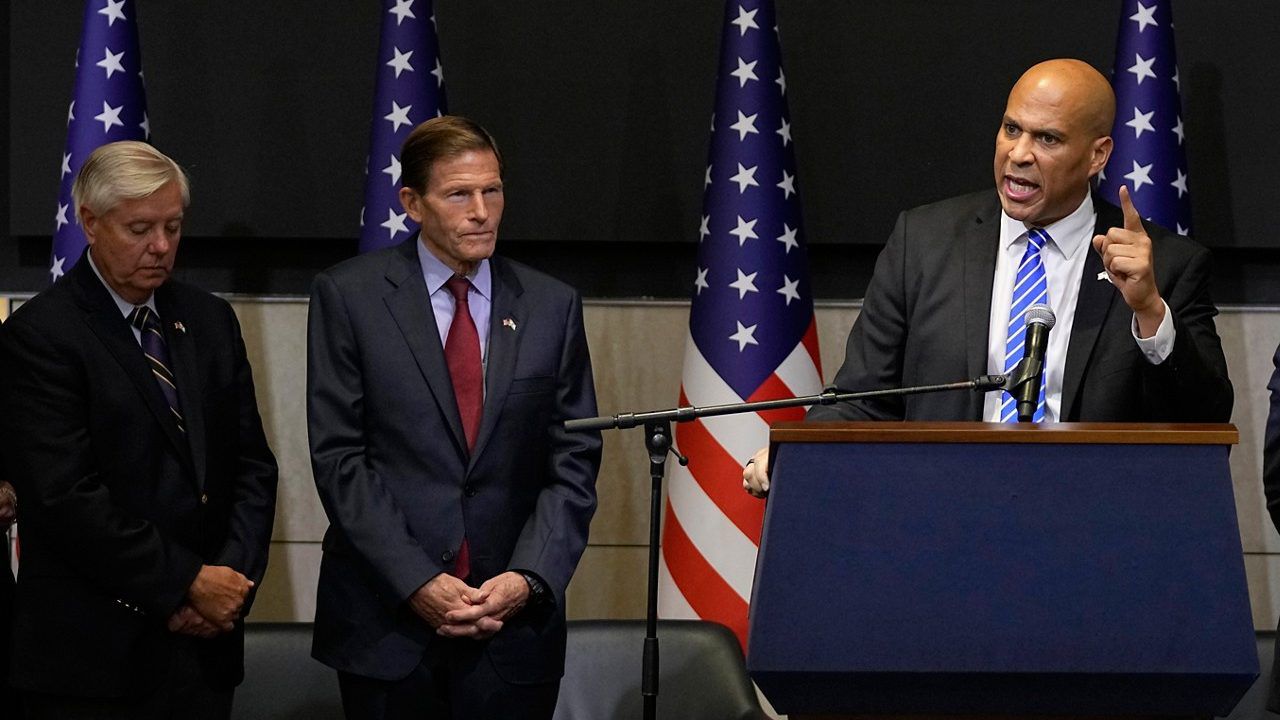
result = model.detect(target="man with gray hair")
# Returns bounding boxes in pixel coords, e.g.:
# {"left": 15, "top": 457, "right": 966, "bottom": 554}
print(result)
{"left": 0, "top": 140, "right": 278, "bottom": 719}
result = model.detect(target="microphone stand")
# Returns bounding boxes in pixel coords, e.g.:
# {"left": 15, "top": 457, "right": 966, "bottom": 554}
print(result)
{"left": 563, "top": 373, "right": 1012, "bottom": 720}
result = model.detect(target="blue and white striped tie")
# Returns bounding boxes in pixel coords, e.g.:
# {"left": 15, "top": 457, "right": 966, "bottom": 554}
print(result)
{"left": 1001, "top": 228, "right": 1050, "bottom": 422}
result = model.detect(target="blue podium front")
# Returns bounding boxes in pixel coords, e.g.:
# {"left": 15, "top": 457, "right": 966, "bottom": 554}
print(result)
{"left": 746, "top": 422, "right": 1257, "bottom": 717}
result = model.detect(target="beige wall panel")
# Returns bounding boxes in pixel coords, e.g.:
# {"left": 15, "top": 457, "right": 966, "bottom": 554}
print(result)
{"left": 230, "top": 299, "right": 328, "bottom": 543}
{"left": 582, "top": 302, "right": 687, "bottom": 546}
{"left": 566, "top": 545, "right": 650, "bottom": 620}
{"left": 1246, "top": 553, "right": 1280, "bottom": 631}
{"left": 1221, "top": 310, "right": 1280, "bottom": 555}
{"left": 250, "top": 541, "right": 321, "bottom": 623}
{"left": 813, "top": 304, "right": 860, "bottom": 385}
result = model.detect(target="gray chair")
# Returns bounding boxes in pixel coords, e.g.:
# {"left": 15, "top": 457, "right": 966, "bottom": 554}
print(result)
{"left": 554, "top": 619, "right": 769, "bottom": 720}
{"left": 233, "top": 622, "right": 343, "bottom": 720}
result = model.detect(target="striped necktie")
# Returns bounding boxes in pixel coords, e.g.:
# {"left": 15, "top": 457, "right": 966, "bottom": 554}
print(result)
{"left": 128, "top": 306, "right": 185, "bottom": 433}
{"left": 1001, "top": 228, "right": 1050, "bottom": 423}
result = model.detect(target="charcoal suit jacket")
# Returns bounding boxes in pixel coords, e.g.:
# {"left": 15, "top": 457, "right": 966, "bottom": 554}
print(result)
{"left": 808, "top": 190, "right": 1232, "bottom": 423}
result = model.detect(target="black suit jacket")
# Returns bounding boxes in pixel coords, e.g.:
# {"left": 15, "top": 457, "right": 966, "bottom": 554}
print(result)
{"left": 808, "top": 190, "right": 1232, "bottom": 423}
{"left": 0, "top": 256, "right": 278, "bottom": 698}
{"left": 307, "top": 238, "right": 602, "bottom": 683}
{"left": 1261, "top": 346, "right": 1280, "bottom": 711}
{"left": 0, "top": 524, "right": 12, "bottom": 705}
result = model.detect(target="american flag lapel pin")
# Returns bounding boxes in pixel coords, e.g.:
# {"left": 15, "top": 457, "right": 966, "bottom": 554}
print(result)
{"left": 502, "top": 317, "right": 518, "bottom": 332}
{"left": 173, "top": 321, "right": 187, "bottom": 334}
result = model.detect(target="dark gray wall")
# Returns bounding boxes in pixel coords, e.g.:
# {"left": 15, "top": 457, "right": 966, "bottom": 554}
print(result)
{"left": 8, "top": 1, "right": 1279, "bottom": 252}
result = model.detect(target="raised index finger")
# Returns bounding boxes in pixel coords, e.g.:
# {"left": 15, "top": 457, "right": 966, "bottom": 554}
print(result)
{"left": 1119, "top": 185, "right": 1143, "bottom": 233}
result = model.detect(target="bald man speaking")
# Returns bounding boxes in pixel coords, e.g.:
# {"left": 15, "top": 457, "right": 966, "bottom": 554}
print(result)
{"left": 744, "top": 58, "right": 1231, "bottom": 495}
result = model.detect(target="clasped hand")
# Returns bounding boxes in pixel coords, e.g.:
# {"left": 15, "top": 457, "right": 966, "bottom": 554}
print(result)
{"left": 168, "top": 564, "right": 254, "bottom": 638}
{"left": 410, "top": 571, "right": 530, "bottom": 640}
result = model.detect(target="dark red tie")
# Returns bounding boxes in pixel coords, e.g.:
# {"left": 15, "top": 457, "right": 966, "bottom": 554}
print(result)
{"left": 443, "top": 276, "right": 481, "bottom": 578}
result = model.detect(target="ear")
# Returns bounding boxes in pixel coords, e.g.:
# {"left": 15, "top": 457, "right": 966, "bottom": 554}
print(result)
{"left": 1088, "top": 135, "right": 1113, "bottom": 178}
{"left": 79, "top": 206, "right": 100, "bottom": 245}
{"left": 399, "top": 187, "right": 423, "bottom": 223}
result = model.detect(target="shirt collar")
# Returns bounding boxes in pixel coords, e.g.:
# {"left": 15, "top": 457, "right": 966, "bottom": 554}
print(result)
{"left": 86, "top": 248, "right": 157, "bottom": 319}
{"left": 1000, "top": 192, "right": 1095, "bottom": 261}
{"left": 416, "top": 239, "right": 491, "bottom": 300}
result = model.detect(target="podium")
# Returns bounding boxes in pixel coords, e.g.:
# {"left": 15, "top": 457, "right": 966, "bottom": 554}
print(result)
{"left": 746, "top": 422, "right": 1258, "bottom": 718}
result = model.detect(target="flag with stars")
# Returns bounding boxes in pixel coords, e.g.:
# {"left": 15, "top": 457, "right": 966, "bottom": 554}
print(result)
{"left": 51, "top": 0, "right": 150, "bottom": 283}
{"left": 1099, "top": 0, "right": 1192, "bottom": 234}
{"left": 359, "top": 0, "right": 447, "bottom": 253}
{"left": 658, "top": 0, "right": 821, "bottom": 649}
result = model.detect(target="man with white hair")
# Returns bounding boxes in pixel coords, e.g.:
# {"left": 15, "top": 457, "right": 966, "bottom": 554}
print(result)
{"left": 0, "top": 141, "right": 278, "bottom": 719}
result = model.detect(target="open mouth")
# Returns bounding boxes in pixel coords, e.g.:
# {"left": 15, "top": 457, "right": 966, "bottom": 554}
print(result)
{"left": 1003, "top": 176, "right": 1040, "bottom": 202}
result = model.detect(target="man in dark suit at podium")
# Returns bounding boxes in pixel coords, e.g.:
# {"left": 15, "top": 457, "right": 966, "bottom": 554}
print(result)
{"left": 744, "top": 58, "right": 1231, "bottom": 495}
{"left": 0, "top": 141, "right": 279, "bottom": 719}
{"left": 307, "top": 116, "right": 602, "bottom": 719}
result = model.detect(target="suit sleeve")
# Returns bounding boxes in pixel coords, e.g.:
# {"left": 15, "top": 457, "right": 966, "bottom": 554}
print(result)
{"left": 806, "top": 211, "right": 911, "bottom": 421}
{"left": 1139, "top": 241, "right": 1233, "bottom": 422}
{"left": 0, "top": 315, "right": 202, "bottom": 616}
{"left": 1264, "top": 343, "right": 1280, "bottom": 534}
{"left": 306, "top": 272, "right": 442, "bottom": 603}
{"left": 212, "top": 305, "right": 279, "bottom": 605}
{"left": 506, "top": 291, "right": 602, "bottom": 605}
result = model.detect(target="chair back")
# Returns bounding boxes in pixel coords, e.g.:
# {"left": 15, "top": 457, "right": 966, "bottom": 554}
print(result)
{"left": 553, "top": 619, "right": 767, "bottom": 720}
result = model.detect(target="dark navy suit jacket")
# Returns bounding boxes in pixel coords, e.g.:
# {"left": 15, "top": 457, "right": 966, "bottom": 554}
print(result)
{"left": 0, "top": 255, "right": 278, "bottom": 697}
{"left": 307, "top": 237, "right": 602, "bottom": 684}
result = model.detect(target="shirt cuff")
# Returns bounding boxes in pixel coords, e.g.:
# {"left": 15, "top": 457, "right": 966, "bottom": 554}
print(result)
{"left": 1131, "top": 299, "right": 1175, "bottom": 364}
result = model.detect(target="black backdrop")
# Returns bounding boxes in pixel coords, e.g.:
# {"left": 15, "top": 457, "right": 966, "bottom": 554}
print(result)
{"left": 6, "top": 1, "right": 1280, "bottom": 298}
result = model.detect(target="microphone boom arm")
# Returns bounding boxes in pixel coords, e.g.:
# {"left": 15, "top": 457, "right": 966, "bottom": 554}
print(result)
{"left": 564, "top": 373, "right": 1011, "bottom": 433}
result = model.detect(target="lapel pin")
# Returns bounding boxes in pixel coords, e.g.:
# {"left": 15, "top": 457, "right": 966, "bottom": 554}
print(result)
{"left": 502, "top": 317, "right": 517, "bottom": 331}
{"left": 173, "top": 321, "right": 187, "bottom": 334}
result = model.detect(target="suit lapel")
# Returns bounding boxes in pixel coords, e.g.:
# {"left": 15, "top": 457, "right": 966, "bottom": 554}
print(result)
{"left": 71, "top": 260, "right": 193, "bottom": 464}
{"left": 963, "top": 198, "right": 1000, "bottom": 419}
{"left": 1060, "top": 201, "right": 1122, "bottom": 420}
{"left": 382, "top": 239, "right": 470, "bottom": 458}
{"left": 468, "top": 259, "right": 525, "bottom": 468}
{"left": 157, "top": 288, "right": 207, "bottom": 491}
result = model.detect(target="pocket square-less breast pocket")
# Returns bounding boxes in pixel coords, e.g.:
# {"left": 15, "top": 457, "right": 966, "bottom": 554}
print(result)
{"left": 507, "top": 376, "right": 555, "bottom": 396}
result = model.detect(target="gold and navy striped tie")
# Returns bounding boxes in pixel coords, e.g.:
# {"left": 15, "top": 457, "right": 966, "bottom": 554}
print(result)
{"left": 128, "top": 306, "right": 185, "bottom": 433}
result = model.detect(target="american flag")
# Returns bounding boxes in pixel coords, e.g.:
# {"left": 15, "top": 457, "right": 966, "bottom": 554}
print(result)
{"left": 359, "top": 0, "right": 447, "bottom": 254}
{"left": 1098, "top": 0, "right": 1193, "bottom": 234}
{"left": 658, "top": 0, "right": 822, "bottom": 649}
{"left": 51, "top": 0, "right": 150, "bottom": 283}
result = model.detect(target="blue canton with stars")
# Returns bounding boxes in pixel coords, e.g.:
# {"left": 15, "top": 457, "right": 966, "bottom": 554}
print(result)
{"left": 359, "top": 0, "right": 447, "bottom": 254}
{"left": 1099, "top": 0, "right": 1193, "bottom": 235}
{"left": 691, "top": 0, "right": 816, "bottom": 400}
{"left": 51, "top": 0, "right": 150, "bottom": 283}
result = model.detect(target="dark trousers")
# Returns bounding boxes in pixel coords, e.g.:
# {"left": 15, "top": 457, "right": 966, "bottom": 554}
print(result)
{"left": 338, "top": 640, "right": 559, "bottom": 720}
{"left": 22, "top": 636, "right": 233, "bottom": 720}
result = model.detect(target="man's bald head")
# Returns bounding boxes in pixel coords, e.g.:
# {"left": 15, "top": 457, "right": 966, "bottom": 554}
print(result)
{"left": 994, "top": 59, "right": 1116, "bottom": 228}
{"left": 1013, "top": 59, "right": 1116, "bottom": 138}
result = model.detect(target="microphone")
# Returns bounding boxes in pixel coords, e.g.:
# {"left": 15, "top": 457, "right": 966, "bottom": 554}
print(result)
{"left": 1013, "top": 303, "right": 1056, "bottom": 422}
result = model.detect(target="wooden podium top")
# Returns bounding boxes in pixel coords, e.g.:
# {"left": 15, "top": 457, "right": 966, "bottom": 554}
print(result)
{"left": 769, "top": 421, "right": 1238, "bottom": 446}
